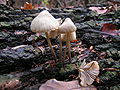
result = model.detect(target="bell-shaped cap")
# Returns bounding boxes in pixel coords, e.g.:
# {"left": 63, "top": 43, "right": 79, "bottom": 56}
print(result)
{"left": 59, "top": 18, "right": 76, "bottom": 34}
{"left": 79, "top": 60, "right": 100, "bottom": 86}
{"left": 31, "top": 10, "right": 59, "bottom": 33}
{"left": 61, "top": 31, "right": 76, "bottom": 41}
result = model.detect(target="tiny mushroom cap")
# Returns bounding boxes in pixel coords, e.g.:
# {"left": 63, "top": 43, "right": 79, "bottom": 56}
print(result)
{"left": 79, "top": 60, "right": 100, "bottom": 86}
{"left": 59, "top": 18, "right": 77, "bottom": 34}
{"left": 30, "top": 10, "right": 59, "bottom": 33}
{"left": 61, "top": 31, "right": 76, "bottom": 41}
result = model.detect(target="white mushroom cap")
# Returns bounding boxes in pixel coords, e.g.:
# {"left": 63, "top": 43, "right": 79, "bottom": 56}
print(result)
{"left": 79, "top": 61, "right": 100, "bottom": 86}
{"left": 61, "top": 31, "right": 76, "bottom": 41}
{"left": 30, "top": 10, "right": 59, "bottom": 33}
{"left": 59, "top": 18, "right": 77, "bottom": 34}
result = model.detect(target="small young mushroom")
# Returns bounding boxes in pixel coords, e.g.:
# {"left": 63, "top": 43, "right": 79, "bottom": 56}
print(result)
{"left": 59, "top": 18, "right": 77, "bottom": 62}
{"left": 61, "top": 31, "right": 77, "bottom": 60}
{"left": 47, "top": 18, "right": 62, "bottom": 38}
{"left": 77, "top": 60, "right": 100, "bottom": 86}
{"left": 47, "top": 30, "right": 58, "bottom": 38}
{"left": 61, "top": 31, "right": 76, "bottom": 41}
{"left": 31, "top": 10, "right": 59, "bottom": 60}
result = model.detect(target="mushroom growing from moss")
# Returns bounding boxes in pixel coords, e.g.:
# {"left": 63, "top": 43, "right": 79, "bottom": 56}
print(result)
{"left": 59, "top": 18, "right": 77, "bottom": 62}
{"left": 77, "top": 60, "right": 100, "bottom": 86}
{"left": 31, "top": 10, "right": 59, "bottom": 60}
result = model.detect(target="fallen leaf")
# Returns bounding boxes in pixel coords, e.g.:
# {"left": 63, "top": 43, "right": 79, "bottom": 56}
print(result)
{"left": 101, "top": 23, "right": 118, "bottom": 35}
{"left": 21, "top": 2, "right": 32, "bottom": 10}
{"left": 39, "top": 79, "right": 97, "bottom": 90}
{"left": 70, "top": 39, "right": 78, "bottom": 43}
{"left": 89, "top": 7, "right": 107, "bottom": 14}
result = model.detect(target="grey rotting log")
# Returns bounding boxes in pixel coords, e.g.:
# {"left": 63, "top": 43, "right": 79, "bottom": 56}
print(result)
{"left": 77, "top": 28, "right": 120, "bottom": 41}
{"left": 0, "top": 45, "right": 44, "bottom": 74}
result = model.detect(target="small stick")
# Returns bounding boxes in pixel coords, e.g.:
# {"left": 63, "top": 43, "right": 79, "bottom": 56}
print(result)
{"left": 102, "top": 68, "right": 116, "bottom": 71}
{"left": 63, "top": 33, "right": 68, "bottom": 61}
{"left": 59, "top": 34, "right": 63, "bottom": 61}
{"left": 45, "top": 32, "right": 57, "bottom": 60}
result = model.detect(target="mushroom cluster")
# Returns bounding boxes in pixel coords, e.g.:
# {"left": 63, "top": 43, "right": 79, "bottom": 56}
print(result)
{"left": 31, "top": 10, "right": 100, "bottom": 87}
{"left": 31, "top": 10, "right": 77, "bottom": 62}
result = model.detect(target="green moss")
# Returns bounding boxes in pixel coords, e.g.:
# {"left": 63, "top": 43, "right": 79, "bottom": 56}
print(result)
{"left": 0, "top": 74, "right": 19, "bottom": 83}
{"left": 98, "top": 58, "right": 114, "bottom": 68}
{"left": 0, "top": 22, "right": 10, "bottom": 27}
{"left": 59, "top": 64, "right": 75, "bottom": 73}
{"left": 112, "top": 61, "right": 120, "bottom": 71}
{"left": 110, "top": 84, "right": 120, "bottom": 90}
{"left": 100, "top": 71, "right": 119, "bottom": 85}
{"left": 24, "top": 17, "right": 33, "bottom": 22}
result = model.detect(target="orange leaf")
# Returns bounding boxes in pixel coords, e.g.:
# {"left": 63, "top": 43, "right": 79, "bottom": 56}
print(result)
{"left": 70, "top": 39, "right": 78, "bottom": 43}
{"left": 22, "top": 2, "right": 32, "bottom": 10}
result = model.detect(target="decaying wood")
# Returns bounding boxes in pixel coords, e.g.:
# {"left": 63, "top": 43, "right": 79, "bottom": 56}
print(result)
{"left": 79, "top": 28, "right": 120, "bottom": 41}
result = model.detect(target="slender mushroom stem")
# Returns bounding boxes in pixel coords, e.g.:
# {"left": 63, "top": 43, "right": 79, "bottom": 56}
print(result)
{"left": 63, "top": 33, "right": 71, "bottom": 62}
{"left": 63, "top": 43, "right": 67, "bottom": 60}
{"left": 45, "top": 32, "right": 57, "bottom": 60}
{"left": 63, "top": 33, "right": 68, "bottom": 60}
{"left": 62, "top": 37, "right": 68, "bottom": 68}
{"left": 59, "top": 34, "right": 63, "bottom": 62}
{"left": 67, "top": 33, "right": 71, "bottom": 62}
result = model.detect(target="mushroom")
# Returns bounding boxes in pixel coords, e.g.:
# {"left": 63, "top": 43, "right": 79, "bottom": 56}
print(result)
{"left": 47, "top": 18, "right": 62, "bottom": 38}
{"left": 31, "top": 10, "right": 59, "bottom": 60}
{"left": 59, "top": 18, "right": 77, "bottom": 62}
{"left": 61, "top": 31, "right": 77, "bottom": 60}
{"left": 77, "top": 60, "right": 100, "bottom": 86}
{"left": 46, "top": 18, "right": 63, "bottom": 61}
{"left": 61, "top": 31, "right": 76, "bottom": 41}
